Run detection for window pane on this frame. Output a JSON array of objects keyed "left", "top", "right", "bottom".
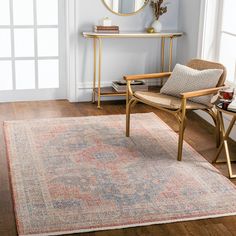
[
  {"left": 0, "top": 29, "right": 11, "bottom": 57},
  {"left": 222, "top": 0, "right": 236, "bottom": 34},
  {"left": 0, "top": 0, "right": 10, "bottom": 25},
  {"left": 15, "top": 29, "right": 34, "bottom": 57},
  {"left": 13, "top": 0, "right": 34, "bottom": 25},
  {"left": 38, "top": 60, "right": 59, "bottom": 89},
  {"left": 37, "top": 0, "right": 58, "bottom": 25},
  {"left": 14, "top": 29, "right": 34, "bottom": 57},
  {"left": 219, "top": 33, "right": 236, "bottom": 83},
  {"left": 0, "top": 61, "right": 12, "bottom": 90},
  {"left": 37, "top": 28, "right": 58, "bottom": 57},
  {"left": 15, "top": 60, "right": 35, "bottom": 89}
]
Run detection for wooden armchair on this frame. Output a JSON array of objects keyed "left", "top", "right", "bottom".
[{"left": 124, "top": 59, "right": 227, "bottom": 161}]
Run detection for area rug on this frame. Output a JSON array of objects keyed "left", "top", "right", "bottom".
[{"left": 4, "top": 113, "right": 236, "bottom": 236}]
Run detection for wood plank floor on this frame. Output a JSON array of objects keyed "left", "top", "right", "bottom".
[{"left": 0, "top": 100, "right": 236, "bottom": 236}]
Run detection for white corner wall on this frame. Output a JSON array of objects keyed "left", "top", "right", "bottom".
[
  {"left": 176, "top": 0, "right": 201, "bottom": 64},
  {"left": 74, "top": 0, "right": 179, "bottom": 101}
]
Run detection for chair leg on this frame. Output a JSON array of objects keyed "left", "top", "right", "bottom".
[
  {"left": 206, "top": 109, "right": 221, "bottom": 148},
  {"left": 126, "top": 98, "right": 135, "bottom": 137},
  {"left": 177, "top": 99, "right": 187, "bottom": 161},
  {"left": 215, "top": 113, "right": 221, "bottom": 148},
  {"left": 177, "top": 117, "right": 186, "bottom": 161}
]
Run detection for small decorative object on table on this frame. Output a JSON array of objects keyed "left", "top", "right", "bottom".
[
  {"left": 99, "top": 17, "right": 112, "bottom": 26},
  {"left": 147, "top": 27, "right": 155, "bottom": 33},
  {"left": 217, "top": 88, "right": 235, "bottom": 110},
  {"left": 94, "top": 17, "right": 119, "bottom": 33},
  {"left": 150, "top": 0, "right": 168, "bottom": 32}
]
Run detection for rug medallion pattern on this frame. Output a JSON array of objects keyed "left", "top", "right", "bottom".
[{"left": 4, "top": 113, "right": 236, "bottom": 236}]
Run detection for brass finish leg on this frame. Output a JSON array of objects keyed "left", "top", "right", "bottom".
[
  {"left": 160, "top": 37, "right": 165, "bottom": 86},
  {"left": 169, "top": 37, "right": 173, "bottom": 72},
  {"left": 213, "top": 111, "right": 236, "bottom": 178},
  {"left": 161, "top": 37, "right": 165, "bottom": 72},
  {"left": 213, "top": 111, "right": 225, "bottom": 163},
  {"left": 215, "top": 112, "right": 221, "bottom": 148},
  {"left": 126, "top": 82, "right": 130, "bottom": 137},
  {"left": 126, "top": 98, "right": 135, "bottom": 137},
  {"left": 126, "top": 81, "right": 130, "bottom": 108},
  {"left": 131, "top": 100, "right": 138, "bottom": 108},
  {"left": 177, "top": 99, "right": 187, "bottom": 161},
  {"left": 97, "top": 38, "right": 102, "bottom": 109},
  {"left": 92, "top": 38, "right": 97, "bottom": 103},
  {"left": 223, "top": 116, "right": 236, "bottom": 178}
]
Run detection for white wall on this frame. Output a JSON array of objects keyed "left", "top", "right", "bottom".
[
  {"left": 75, "top": 0, "right": 179, "bottom": 101},
  {"left": 176, "top": 0, "right": 201, "bottom": 64},
  {"left": 176, "top": 0, "right": 236, "bottom": 141}
]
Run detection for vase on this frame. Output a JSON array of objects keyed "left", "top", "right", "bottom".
[{"left": 151, "top": 20, "right": 162, "bottom": 33}]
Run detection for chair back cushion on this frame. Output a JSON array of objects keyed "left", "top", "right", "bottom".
[
  {"left": 186, "top": 59, "right": 227, "bottom": 87},
  {"left": 160, "top": 63, "right": 224, "bottom": 106}
]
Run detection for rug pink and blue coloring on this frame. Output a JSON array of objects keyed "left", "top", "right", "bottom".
[{"left": 4, "top": 113, "right": 236, "bottom": 236}]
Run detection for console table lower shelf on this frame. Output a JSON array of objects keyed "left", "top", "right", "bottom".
[
  {"left": 94, "top": 87, "right": 127, "bottom": 98},
  {"left": 93, "top": 86, "right": 161, "bottom": 103}
]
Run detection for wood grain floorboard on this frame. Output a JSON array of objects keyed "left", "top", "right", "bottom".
[{"left": 0, "top": 100, "right": 236, "bottom": 236}]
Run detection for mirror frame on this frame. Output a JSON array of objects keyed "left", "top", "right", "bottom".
[{"left": 102, "top": 0, "right": 149, "bottom": 16}]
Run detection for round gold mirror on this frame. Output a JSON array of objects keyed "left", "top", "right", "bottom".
[{"left": 102, "top": 0, "right": 149, "bottom": 16}]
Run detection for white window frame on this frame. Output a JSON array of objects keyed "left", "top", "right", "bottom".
[
  {"left": 198, "top": 0, "right": 236, "bottom": 86},
  {"left": 65, "top": 0, "right": 77, "bottom": 102},
  {"left": 0, "top": 0, "right": 68, "bottom": 102}
]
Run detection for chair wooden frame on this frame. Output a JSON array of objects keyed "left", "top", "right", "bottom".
[{"left": 124, "top": 59, "right": 227, "bottom": 161}]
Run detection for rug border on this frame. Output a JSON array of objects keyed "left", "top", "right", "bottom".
[
  {"left": 3, "top": 113, "right": 236, "bottom": 236},
  {"left": 3, "top": 121, "right": 23, "bottom": 235},
  {"left": 19, "top": 212, "right": 236, "bottom": 236}
]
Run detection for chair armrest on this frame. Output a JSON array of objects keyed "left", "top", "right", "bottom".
[
  {"left": 124, "top": 72, "right": 171, "bottom": 81},
  {"left": 180, "top": 86, "right": 226, "bottom": 99}
]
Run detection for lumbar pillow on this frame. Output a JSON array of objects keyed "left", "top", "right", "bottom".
[{"left": 160, "top": 64, "right": 223, "bottom": 105}]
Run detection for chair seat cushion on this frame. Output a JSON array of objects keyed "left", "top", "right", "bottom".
[
  {"left": 134, "top": 91, "right": 210, "bottom": 110},
  {"left": 160, "top": 64, "right": 223, "bottom": 105}
]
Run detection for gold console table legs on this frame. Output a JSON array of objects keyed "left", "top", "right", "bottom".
[
  {"left": 92, "top": 38, "right": 97, "bottom": 104},
  {"left": 92, "top": 37, "right": 103, "bottom": 109},
  {"left": 92, "top": 36, "right": 176, "bottom": 109}
]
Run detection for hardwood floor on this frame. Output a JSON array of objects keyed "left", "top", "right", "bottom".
[{"left": 0, "top": 100, "right": 236, "bottom": 236}]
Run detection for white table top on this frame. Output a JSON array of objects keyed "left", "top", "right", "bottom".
[
  {"left": 216, "top": 104, "right": 236, "bottom": 116},
  {"left": 82, "top": 31, "right": 183, "bottom": 38}
]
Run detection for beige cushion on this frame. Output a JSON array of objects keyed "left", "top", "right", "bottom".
[
  {"left": 134, "top": 91, "right": 210, "bottom": 110},
  {"left": 160, "top": 64, "right": 223, "bottom": 105}
]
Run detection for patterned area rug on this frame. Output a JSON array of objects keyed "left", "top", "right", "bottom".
[{"left": 4, "top": 113, "right": 236, "bottom": 236}]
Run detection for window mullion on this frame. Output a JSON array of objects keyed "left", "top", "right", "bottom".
[
  {"left": 9, "top": 0, "right": 16, "bottom": 90},
  {"left": 33, "top": 0, "right": 38, "bottom": 89}
]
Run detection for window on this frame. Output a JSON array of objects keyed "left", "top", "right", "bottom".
[
  {"left": 200, "top": 0, "right": 236, "bottom": 85},
  {"left": 0, "top": 0, "right": 59, "bottom": 91},
  {"left": 218, "top": 0, "right": 236, "bottom": 84}
]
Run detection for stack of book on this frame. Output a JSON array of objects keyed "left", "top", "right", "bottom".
[
  {"left": 94, "top": 25, "right": 119, "bottom": 33},
  {"left": 112, "top": 80, "right": 148, "bottom": 93}
]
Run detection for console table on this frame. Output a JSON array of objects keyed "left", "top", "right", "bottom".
[{"left": 83, "top": 31, "right": 183, "bottom": 108}]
